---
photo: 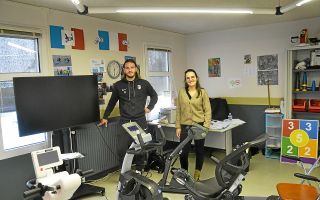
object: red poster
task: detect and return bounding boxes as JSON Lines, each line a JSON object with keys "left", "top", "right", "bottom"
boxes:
{"left": 71, "top": 28, "right": 85, "bottom": 50}
{"left": 118, "top": 33, "right": 128, "bottom": 51}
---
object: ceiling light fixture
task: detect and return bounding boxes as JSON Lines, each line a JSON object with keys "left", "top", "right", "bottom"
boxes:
{"left": 115, "top": 8, "right": 253, "bottom": 14}
{"left": 277, "top": 0, "right": 314, "bottom": 14}
{"left": 296, "top": 0, "right": 313, "bottom": 6}
{"left": 87, "top": 7, "right": 254, "bottom": 14}
{"left": 70, "top": 0, "right": 88, "bottom": 14}
{"left": 69, "top": 0, "right": 314, "bottom": 15}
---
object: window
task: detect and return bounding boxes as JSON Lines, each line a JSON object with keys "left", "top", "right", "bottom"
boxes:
{"left": 145, "top": 47, "right": 175, "bottom": 120}
{"left": 0, "top": 28, "right": 48, "bottom": 160}
{"left": 0, "top": 36, "right": 40, "bottom": 73}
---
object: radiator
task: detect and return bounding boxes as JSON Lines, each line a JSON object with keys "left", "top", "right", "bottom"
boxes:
{"left": 75, "top": 122, "right": 121, "bottom": 174}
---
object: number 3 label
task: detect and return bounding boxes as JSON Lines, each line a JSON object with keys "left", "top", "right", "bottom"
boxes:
{"left": 288, "top": 121, "right": 295, "bottom": 130}
{"left": 305, "top": 123, "right": 312, "bottom": 131}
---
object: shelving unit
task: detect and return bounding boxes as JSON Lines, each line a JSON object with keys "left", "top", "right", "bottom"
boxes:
{"left": 265, "top": 113, "right": 283, "bottom": 159}
{"left": 285, "top": 45, "right": 320, "bottom": 120}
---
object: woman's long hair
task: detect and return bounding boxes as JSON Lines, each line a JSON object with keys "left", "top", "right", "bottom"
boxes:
{"left": 184, "top": 68, "right": 202, "bottom": 98}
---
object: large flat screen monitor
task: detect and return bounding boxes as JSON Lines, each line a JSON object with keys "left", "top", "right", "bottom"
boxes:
{"left": 13, "top": 75, "right": 100, "bottom": 137}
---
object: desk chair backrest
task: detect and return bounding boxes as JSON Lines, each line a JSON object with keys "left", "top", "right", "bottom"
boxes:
{"left": 210, "top": 98, "right": 230, "bottom": 121}
{"left": 215, "top": 143, "right": 250, "bottom": 188}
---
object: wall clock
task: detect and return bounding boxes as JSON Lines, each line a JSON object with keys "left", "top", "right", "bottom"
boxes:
{"left": 107, "top": 60, "right": 121, "bottom": 79}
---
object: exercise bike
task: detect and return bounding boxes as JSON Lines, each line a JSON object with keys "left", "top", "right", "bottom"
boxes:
{"left": 174, "top": 135, "right": 266, "bottom": 200}
{"left": 158, "top": 123, "right": 209, "bottom": 194}
{"left": 157, "top": 123, "right": 266, "bottom": 199}
{"left": 23, "top": 146, "right": 104, "bottom": 200}
{"left": 117, "top": 121, "right": 168, "bottom": 200}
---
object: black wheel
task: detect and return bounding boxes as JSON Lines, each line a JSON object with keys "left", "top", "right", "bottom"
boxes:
{"left": 185, "top": 194, "right": 194, "bottom": 200}
{"left": 139, "top": 185, "right": 153, "bottom": 199}
{"left": 236, "top": 184, "right": 242, "bottom": 195}
{"left": 222, "top": 191, "right": 233, "bottom": 200}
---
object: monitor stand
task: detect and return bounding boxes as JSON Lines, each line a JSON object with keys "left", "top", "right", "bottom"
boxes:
{"left": 52, "top": 128, "right": 106, "bottom": 199}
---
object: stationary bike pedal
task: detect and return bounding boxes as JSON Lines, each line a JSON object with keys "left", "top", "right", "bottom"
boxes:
{"left": 170, "top": 167, "right": 178, "bottom": 175}
{"left": 184, "top": 194, "right": 194, "bottom": 200}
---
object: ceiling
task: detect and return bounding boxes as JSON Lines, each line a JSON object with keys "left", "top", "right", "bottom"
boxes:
{"left": 8, "top": 0, "right": 320, "bottom": 34}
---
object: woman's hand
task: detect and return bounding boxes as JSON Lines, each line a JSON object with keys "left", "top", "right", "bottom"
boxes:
{"left": 176, "top": 128, "right": 181, "bottom": 138}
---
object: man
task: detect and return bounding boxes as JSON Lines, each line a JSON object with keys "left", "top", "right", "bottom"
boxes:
{"left": 99, "top": 59, "right": 158, "bottom": 170}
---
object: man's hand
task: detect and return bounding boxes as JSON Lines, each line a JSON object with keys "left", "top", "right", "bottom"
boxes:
{"left": 98, "top": 119, "right": 108, "bottom": 127}
{"left": 176, "top": 128, "right": 181, "bottom": 138}
{"left": 144, "top": 107, "right": 151, "bottom": 113}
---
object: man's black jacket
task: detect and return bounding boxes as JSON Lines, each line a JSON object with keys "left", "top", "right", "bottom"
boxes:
{"left": 103, "top": 78, "right": 158, "bottom": 120}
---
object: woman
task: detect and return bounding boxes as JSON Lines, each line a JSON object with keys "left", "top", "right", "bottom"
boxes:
{"left": 176, "top": 69, "right": 211, "bottom": 181}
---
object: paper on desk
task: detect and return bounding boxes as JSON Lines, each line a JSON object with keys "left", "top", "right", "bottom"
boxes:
{"left": 210, "top": 119, "right": 246, "bottom": 130}
{"left": 231, "top": 119, "right": 246, "bottom": 125}
{"left": 210, "top": 120, "right": 231, "bottom": 130}
{"left": 60, "top": 152, "right": 84, "bottom": 160}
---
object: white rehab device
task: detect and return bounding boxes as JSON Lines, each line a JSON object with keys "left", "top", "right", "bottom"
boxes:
{"left": 122, "top": 122, "right": 152, "bottom": 144}
{"left": 31, "top": 146, "right": 63, "bottom": 179}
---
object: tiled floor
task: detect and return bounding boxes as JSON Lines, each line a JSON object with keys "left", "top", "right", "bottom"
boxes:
{"left": 82, "top": 151, "right": 320, "bottom": 200}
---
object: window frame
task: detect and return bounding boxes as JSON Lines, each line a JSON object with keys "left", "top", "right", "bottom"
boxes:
{"left": 0, "top": 24, "right": 50, "bottom": 160}
{"left": 144, "top": 44, "right": 175, "bottom": 119}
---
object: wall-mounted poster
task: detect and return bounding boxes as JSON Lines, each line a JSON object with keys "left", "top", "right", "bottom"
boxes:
{"left": 125, "top": 56, "right": 136, "bottom": 61}
{"left": 62, "top": 30, "right": 75, "bottom": 46}
{"left": 257, "top": 54, "right": 278, "bottom": 85}
{"left": 90, "top": 59, "right": 105, "bottom": 82}
{"left": 54, "top": 66, "right": 72, "bottom": 76}
{"left": 53, "top": 55, "right": 72, "bottom": 67}
{"left": 244, "top": 54, "right": 251, "bottom": 64}
{"left": 208, "top": 58, "right": 221, "bottom": 77}
{"left": 50, "top": 25, "right": 65, "bottom": 49}
{"left": 90, "top": 59, "right": 106, "bottom": 72}
{"left": 228, "top": 78, "right": 242, "bottom": 89}
{"left": 52, "top": 55, "right": 73, "bottom": 76}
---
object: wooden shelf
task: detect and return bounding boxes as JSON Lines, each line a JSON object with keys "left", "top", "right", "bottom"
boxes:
{"left": 288, "top": 44, "right": 320, "bottom": 51}
{"left": 293, "top": 68, "right": 320, "bottom": 73}
{"left": 293, "top": 91, "right": 320, "bottom": 94}
{"left": 287, "top": 46, "right": 320, "bottom": 120}
{"left": 292, "top": 111, "right": 320, "bottom": 115}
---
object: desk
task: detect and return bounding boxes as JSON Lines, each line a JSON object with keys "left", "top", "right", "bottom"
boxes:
{"left": 157, "top": 119, "right": 245, "bottom": 155}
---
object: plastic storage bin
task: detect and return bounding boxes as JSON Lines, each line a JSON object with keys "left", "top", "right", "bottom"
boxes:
{"left": 266, "top": 127, "right": 282, "bottom": 137}
{"left": 292, "top": 99, "right": 307, "bottom": 112}
{"left": 265, "top": 147, "right": 281, "bottom": 159}
{"left": 266, "top": 137, "right": 281, "bottom": 148}
{"left": 265, "top": 114, "right": 282, "bottom": 127}
{"left": 308, "top": 99, "right": 320, "bottom": 112}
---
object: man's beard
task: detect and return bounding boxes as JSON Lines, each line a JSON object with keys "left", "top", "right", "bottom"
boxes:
{"left": 126, "top": 73, "right": 135, "bottom": 79}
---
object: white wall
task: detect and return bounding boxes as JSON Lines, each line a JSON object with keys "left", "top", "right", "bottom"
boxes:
{"left": 2, "top": 0, "right": 320, "bottom": 101}
{"left": 186, "top": 17, "right": 320, "bottom": 98}
{"left": 0, "top": 0, "right": 187, "bottom": 107}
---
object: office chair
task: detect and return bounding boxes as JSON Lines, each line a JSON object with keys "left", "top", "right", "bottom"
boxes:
{"left": 277, "top": 173, "right": 320, "bottom": 200}
{"left": 276, "top": 155, "right": 320, "bottom": 200}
